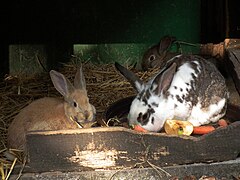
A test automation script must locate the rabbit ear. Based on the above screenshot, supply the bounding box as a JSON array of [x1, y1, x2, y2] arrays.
[[115, 62, 144, 92], [151, 62, 177, 95], [74, 65, 86, 90], [50, 70, 74, 97], [158, 36, 176, 54]]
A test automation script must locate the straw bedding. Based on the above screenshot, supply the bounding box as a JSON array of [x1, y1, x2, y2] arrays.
[[0, 61, 159, 178]]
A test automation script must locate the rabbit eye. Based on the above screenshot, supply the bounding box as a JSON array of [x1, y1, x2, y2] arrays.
[[73, 101, 78, 108], [149, 55, 155, 61]]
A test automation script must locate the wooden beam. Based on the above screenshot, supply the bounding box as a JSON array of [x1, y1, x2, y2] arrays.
[[9, 160, 240, 180], [25, 121, 240, 173]]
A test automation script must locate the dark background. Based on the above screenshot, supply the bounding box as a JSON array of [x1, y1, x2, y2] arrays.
[[0, 0, 239, 78]]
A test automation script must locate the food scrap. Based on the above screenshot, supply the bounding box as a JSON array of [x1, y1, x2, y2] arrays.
[[192, 125, 215, 135], [218, 119, 228, 127], [164, 119, 194, 136], [128, 118, 230, 135], [132, 124, 148, 132]]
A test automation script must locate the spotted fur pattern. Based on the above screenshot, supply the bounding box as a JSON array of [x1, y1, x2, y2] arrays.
[[116, 55, 229, 132]]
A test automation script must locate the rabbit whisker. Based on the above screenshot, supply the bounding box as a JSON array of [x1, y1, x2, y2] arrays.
[[70, 116, 83, 128]]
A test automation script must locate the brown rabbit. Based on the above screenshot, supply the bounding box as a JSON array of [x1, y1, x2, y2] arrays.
[[7, 65, 96, 152], [141, 35, 179, 71]]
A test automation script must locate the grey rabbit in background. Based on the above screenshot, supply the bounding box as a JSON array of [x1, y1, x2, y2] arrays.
[[141, 35, 228, 78], [141, 35, 179, 71]]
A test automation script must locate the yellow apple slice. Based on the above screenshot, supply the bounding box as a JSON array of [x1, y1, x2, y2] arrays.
[[164, 119, 194, 136]]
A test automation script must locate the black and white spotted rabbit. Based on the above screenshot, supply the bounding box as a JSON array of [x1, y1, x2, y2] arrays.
[[115, 55, 229, 132]]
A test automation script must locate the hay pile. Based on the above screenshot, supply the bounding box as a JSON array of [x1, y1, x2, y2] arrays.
[[0, 61, 159, 178]]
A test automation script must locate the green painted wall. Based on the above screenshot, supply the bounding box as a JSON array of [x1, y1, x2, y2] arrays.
[[74, 0, 201, 64], [74, 44, 150, 65], [120, 0, 201, 44], [7, 0, 201, 75]]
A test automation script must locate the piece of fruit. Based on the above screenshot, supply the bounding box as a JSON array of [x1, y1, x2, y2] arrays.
[[164, 119, 194, 136], [192, 126, 215, 135], [218, 119, 228, 127]]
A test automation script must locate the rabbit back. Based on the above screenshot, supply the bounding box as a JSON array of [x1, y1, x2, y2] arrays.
[[7, 97, 79, 150], [164, 55, 228, 126]]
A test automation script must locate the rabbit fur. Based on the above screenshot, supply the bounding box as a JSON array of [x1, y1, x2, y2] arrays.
[[141, 35, 179, 71], [115, 54, 229, 132], [7, 66, 96, 151]]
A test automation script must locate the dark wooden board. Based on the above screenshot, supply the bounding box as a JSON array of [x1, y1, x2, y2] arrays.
[[26, 121, 240, 173], [226, 48, 240, 95], [9, 159, 240, 180]]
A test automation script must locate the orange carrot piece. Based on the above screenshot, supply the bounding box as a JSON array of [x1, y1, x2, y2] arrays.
[[133, 125, 148, 132], [192, 126, 215, 135], [218, 119, 228, 127]]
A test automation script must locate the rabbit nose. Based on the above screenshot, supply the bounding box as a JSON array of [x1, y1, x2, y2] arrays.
[[84, 111, 89, 120]]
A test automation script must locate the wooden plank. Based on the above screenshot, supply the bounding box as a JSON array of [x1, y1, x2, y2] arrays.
[[226, 48, 240, 95], [9, 159, 240, 180], [25, 121, 240, 173]]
